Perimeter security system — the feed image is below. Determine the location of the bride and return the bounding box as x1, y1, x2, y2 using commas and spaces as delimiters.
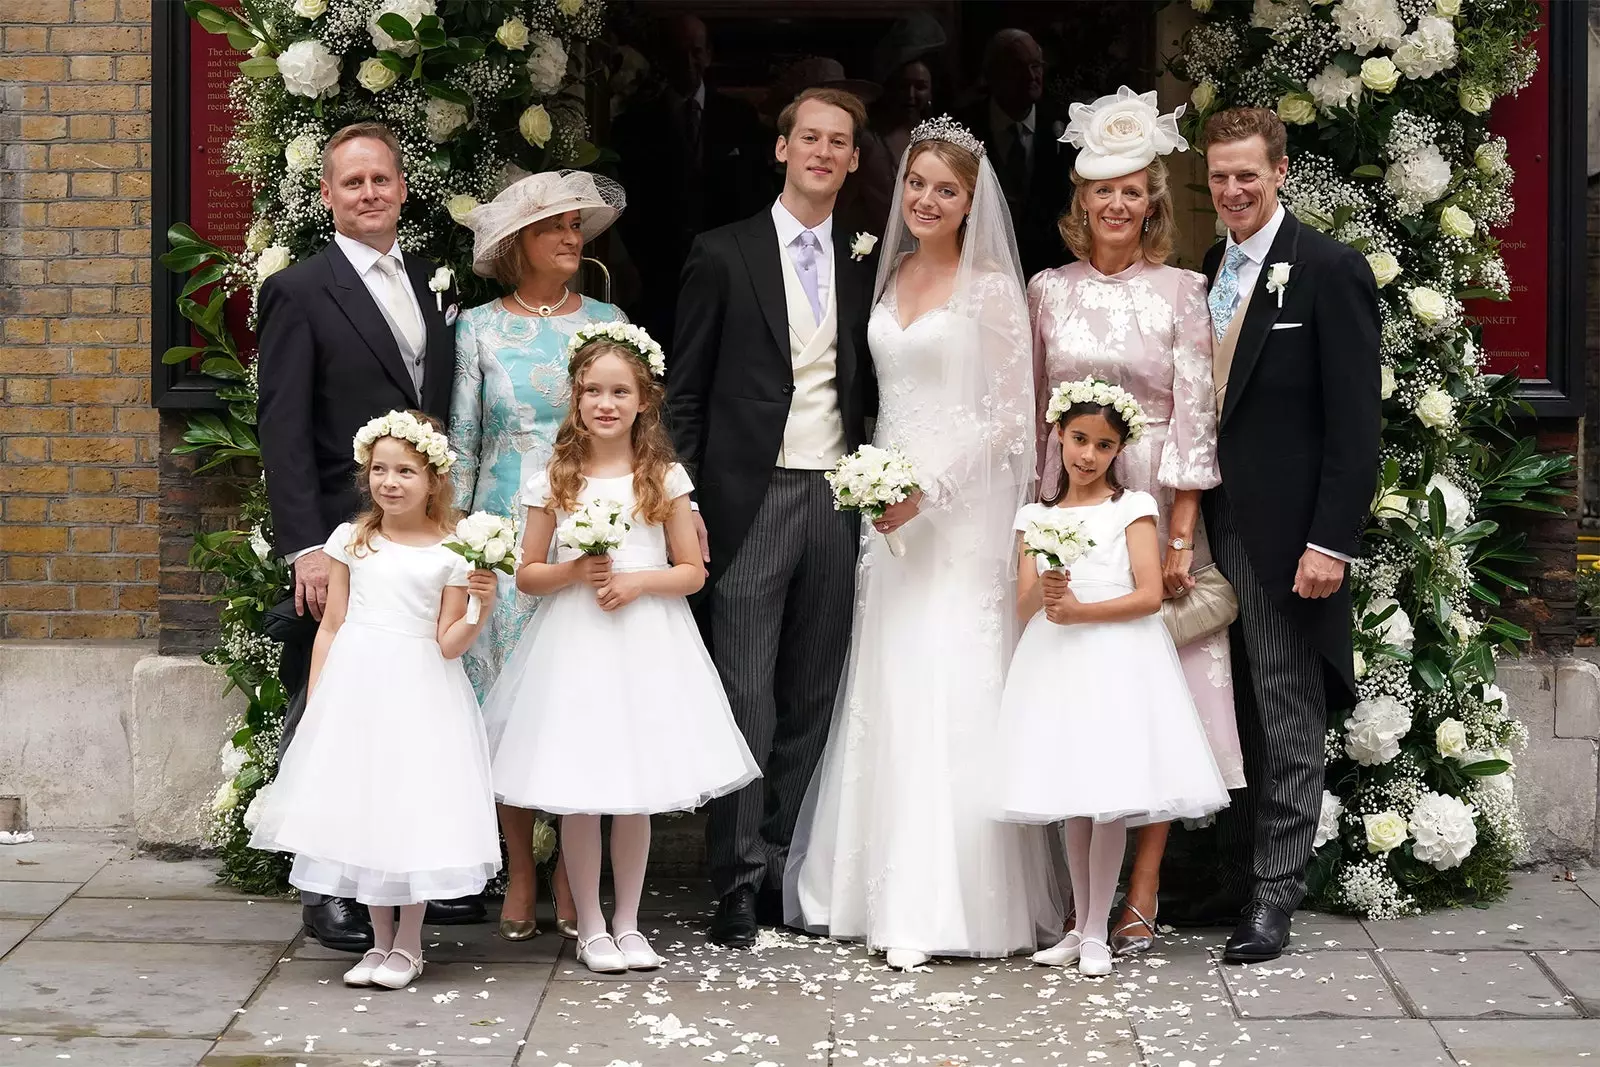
784, 116, 1062, 968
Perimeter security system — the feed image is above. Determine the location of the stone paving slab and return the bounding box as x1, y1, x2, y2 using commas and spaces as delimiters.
30, 896, 303, 944
214, 959, 549, 1060
295, 923, 565, 965
1538, 948, 1600, 1015
0, 939, 285, 1039
3, 1035, 216, 1067
1363, 872, 1600, 951
1137, 1017, 1455, 1066
0, 839, 124, 882
1293, 910, 1379, 950
204, 1055, 513, 1067
1379, 949, 1578, 1018
1430, 1019, 1600, 1066
0, 919, 36, 957
1221, 949, 1405, 1018
835, 1035, 1144, 1066
75, 856, 248, 900
0, 880, 78, 919
548, 921, 877, 983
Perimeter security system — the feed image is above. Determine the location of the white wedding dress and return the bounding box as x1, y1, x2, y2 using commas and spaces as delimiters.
784, 146, 1062, 958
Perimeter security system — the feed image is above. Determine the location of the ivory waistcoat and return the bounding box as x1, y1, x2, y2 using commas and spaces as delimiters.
1212, 283, 1255, 418
775, 239, 846, 469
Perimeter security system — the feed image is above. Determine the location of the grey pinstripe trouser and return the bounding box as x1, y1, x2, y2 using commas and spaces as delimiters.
705, 468, 859, 898
1207, 488, 1327, 913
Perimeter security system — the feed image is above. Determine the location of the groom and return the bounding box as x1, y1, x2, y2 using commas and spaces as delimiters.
668, 87, 878, 948
1172, 107, 1380, 962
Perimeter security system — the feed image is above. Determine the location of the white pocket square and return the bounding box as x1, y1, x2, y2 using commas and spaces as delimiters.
1271, 322, 1303, 330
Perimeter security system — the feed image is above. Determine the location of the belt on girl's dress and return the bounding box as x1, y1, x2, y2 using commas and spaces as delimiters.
342, 609, 438, 638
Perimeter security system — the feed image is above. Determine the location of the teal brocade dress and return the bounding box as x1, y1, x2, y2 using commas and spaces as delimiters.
450, 296, 627, 698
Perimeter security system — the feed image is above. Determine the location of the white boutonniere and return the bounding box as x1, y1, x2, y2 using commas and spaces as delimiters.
1266, 261, 1292, 308
850, 232, 878, 262
428, 266, 453, 310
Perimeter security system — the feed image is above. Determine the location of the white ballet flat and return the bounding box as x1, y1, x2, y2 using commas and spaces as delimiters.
342, 949, 387, 987
615, 929, 663, 971
371, 947, 425, 989
1031, 931, 1082, 967
577, 933, 629, 975
886, 948, 929, 971
1077, 937, 1113, 978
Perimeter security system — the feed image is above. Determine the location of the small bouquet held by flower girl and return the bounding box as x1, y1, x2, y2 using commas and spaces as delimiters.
826, 444, 921, 557
555, 499, 631, 556
444, 512, 520, 623
1022, 512, 1094, 572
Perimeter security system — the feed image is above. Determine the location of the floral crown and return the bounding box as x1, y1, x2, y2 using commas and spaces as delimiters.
353, 410, 456, 472
1045, 377, 1147, 443
909, 114, 986, 160
566, 321, 667, 379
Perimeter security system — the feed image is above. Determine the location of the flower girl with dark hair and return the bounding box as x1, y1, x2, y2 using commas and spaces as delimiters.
483, 325, 758, 975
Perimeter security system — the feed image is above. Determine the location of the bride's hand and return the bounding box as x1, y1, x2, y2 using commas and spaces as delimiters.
873, 492, 923, 534
1162, 547, 1196, 599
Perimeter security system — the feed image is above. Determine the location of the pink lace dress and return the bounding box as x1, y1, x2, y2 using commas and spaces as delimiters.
1028, 259, 1245, 789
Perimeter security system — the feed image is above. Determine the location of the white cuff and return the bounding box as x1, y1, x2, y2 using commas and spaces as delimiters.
1306, 542, 1354, 565
689, 501, 700, 513
284, 545, 319, 565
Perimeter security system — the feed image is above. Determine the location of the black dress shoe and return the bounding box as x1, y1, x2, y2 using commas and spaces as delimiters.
755, 884, 786, 927
709, 887, 758, 948
1164, 887, 1248, 929
303, 898, 373, 953
1223, 900, 1292, 963
424, 894, 488, 925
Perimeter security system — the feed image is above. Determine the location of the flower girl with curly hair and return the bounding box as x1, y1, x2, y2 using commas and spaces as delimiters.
997, 380, 1230, 977
250, 410, 501, 990
483, 326, 758, 975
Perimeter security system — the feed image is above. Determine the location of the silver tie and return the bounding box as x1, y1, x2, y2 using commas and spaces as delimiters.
374, 255, 425, 388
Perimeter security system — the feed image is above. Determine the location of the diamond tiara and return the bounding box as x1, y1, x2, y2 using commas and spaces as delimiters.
908, 114, 985, 160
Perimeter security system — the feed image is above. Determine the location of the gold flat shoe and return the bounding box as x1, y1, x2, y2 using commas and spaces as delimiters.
498, 919, 540, 941
556, 917, 578, 940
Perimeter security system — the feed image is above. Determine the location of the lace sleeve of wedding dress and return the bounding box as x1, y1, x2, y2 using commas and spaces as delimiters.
1158, 270, 1223, 492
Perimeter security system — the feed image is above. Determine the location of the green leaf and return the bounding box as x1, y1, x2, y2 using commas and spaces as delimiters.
161, 345, 209, 365
1455, 287, 1503, 301
1414, 656, 1446, 690
231, 726, 254, 748
428, 148, 453, 172
187, 1, 243, 36
1458, 758, 1511, 777
236, 764, 264, 791
376, 12, 417, 40
1351, 164, 1383, 178
226, 27, 260, 52
422, 82, 473, 107
179, 262, 229, 298
416, 21, 448, 49
1486, 618, 1531, 641
160, 249, 216, 273
377, 52, 410, 74
239, 55, 279, 79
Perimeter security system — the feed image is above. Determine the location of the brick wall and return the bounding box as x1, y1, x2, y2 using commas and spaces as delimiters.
0, 0, 158, 640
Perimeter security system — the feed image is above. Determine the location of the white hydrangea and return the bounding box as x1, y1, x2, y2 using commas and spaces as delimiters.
219, 739, 249, 777
1393, 15, 1459, 80
1365, 597, 1414, 650
276, 39, 341, 99
1314, 790, 1344, 848
242, 782, 274, 832
1386, 145, 1453, 215
1345, 694, 1412, 765
1307, 65, 1362, 110
424, 97, 469, 143
1334, 0, 1405, 55
1408, 791, 1478, 870
283, 131, 321, 174
527, 32, 569, 94
1422, 472, 1470, 530
368, 0, 436, 57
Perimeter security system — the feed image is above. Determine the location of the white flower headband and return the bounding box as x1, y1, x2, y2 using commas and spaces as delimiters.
1045, 377, 1148, 443
353, 410, 457, 472
1061, 85, 1188, 181
567, 321, 667, 379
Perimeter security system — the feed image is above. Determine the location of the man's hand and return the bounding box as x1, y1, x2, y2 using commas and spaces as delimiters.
1293, 547, 1346, 599
294, 549, 332, 621
691, 509, 711, 564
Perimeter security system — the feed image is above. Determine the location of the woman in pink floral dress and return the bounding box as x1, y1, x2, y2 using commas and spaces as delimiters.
1030, 88, 1245, 957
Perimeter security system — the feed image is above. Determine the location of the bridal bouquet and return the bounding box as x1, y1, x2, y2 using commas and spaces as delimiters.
444, 512, 519, 624
826, 445, 922, 558
556, 499, 631, 556
1022, 512, 1094, 573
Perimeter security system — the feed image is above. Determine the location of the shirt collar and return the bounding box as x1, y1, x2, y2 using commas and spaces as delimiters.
770, 199, 833, 252
334, 231, 403, 276
1226, 202, 1286, 265
989, 99, 1036, 138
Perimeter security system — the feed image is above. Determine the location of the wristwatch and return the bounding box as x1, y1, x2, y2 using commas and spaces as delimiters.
1169, 537, 1191, 551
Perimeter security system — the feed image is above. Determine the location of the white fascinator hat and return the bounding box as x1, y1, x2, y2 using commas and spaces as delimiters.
1059, 86, 1189, 181
464, 170, 626, 278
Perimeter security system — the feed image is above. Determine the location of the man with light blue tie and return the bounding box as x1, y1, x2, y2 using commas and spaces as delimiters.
1165, 107, 1380, 964
667, 87, 880, 949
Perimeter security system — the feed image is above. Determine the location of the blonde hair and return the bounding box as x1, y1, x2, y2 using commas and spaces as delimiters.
545, 341, 680, 526
1057, 156, 1177, 265
348, 410, 458, 556
321, 122, 404, 182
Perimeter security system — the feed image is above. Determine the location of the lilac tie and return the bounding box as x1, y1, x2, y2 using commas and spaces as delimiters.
793, 230, 824, 326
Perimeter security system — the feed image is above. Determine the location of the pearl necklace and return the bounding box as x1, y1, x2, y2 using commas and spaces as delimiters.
512, 288, 571, 317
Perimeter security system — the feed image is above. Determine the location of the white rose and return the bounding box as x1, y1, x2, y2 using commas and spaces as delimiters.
1435, 718, 1469, 759
1352, 649, 1367, 679
446, 194, 479, 224
1475, 139, 1508, 176
292, 0, 327, 17
1276, 93, 1317, 126
1414, 386, 1455, 431
368, 0, 436, 57
1459, 84, 1494, 115
424, 97, 469, 143
276, 38, 341, 99
1481, 683, 1509, 712
496, 16, 529, 50
1393, 16, 1458, 81
1423, 472, 1470, 530
1364, 810, 1408, 853
519, 104, 553, 147
1080, 93, 1158, 160
1360, 56, 1400, 94
1366, 597, 1414, 650
1408, 791, 1478, 870
242, 783, 274, 832
1306, 65, 1362, 110
244, 218, 273, 254
283, 131, 321, 173
357, 57, 399, 93
526, 33, 569, 94
219, 740, 249, 777
1192, 0, 1214, 10
1380, 364, 1396, 399
1373, 491, 1409, 520
482, 540, 508, 565
1436, 0, 1461, 14
1335, 0, 1406, 55
255, 245, 292, 284
1190, 80, 1216, 112
557, 0, 585, 14
1407, 285, 1452, 327
1386, 144, 1453, 211
1366, 251, 1401, 288
1345, 694, 1412, 766
1315, 790, 1345, 848
212, 781, 239, 812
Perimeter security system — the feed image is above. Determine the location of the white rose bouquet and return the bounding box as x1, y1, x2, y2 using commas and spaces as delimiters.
555, 499, 631, 557
825, 445, 922, 558
443, 512, 518, 624
1021, 512, 1094, 573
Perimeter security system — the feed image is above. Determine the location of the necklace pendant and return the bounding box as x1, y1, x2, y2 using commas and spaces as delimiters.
512, 288, 571, 317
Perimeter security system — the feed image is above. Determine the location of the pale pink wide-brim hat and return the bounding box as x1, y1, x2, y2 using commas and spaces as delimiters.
464, 170, 626, 278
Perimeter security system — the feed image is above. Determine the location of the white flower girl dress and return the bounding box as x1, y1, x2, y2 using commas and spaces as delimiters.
998, 491, 1230, 825
249, 522, 501, 904
482, 465, 759, 814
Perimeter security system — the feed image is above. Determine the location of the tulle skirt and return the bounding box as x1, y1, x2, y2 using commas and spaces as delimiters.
249, 617, 501, 905
997, 578, 1231, 826
482, 578, 759, 815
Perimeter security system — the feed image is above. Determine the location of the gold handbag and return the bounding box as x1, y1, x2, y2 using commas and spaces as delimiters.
1161, 564, 1239, 648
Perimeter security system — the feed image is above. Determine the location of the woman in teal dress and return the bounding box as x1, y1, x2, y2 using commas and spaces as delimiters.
452, 170, 629, 941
